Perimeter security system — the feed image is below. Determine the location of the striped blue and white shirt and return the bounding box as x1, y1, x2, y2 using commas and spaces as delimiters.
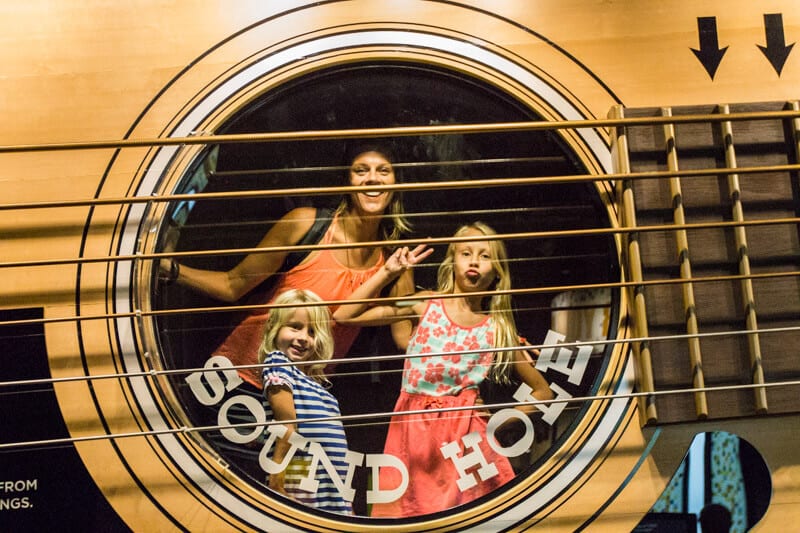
262, 351, 353, 515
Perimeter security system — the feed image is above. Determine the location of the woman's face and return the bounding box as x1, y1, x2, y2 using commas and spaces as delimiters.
348, 151, 396, 216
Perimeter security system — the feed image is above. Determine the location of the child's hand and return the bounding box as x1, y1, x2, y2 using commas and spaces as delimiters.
474, 394, 492, 420
268, 470, 287, 495
385, 244, 433, 277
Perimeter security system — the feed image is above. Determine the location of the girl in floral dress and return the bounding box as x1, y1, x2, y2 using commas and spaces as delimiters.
333, 222, 553, 517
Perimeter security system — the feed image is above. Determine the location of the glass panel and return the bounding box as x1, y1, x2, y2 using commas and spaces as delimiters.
634, 431, 771, 532
153, 62, 617, 518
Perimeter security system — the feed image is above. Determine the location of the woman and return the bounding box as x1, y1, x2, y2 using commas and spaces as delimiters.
163, 144, 411, 381
161, 143, 414, 478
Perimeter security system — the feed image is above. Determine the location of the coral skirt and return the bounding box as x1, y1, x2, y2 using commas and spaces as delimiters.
370, 388, 515, 518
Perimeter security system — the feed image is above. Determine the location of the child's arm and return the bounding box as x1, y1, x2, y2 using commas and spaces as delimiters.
333, 244, 433, 326
265, 385, 297, 494
512, 349, 554, 415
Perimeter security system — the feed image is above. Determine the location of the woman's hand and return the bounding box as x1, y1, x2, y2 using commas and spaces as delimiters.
334, 244, 432, 326
157, 258, 179, 285
384, 244, 433, 278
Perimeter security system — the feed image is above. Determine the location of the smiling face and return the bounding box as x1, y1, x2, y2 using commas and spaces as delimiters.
274, 308, 316, 363
347, 151, 396, 216
452, 228, 497, 293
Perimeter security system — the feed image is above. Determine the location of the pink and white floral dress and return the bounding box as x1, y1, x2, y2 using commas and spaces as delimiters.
370, 299, 515, 518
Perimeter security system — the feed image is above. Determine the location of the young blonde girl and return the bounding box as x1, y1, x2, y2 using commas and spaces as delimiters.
259, 289, 351, 515
333, 222, 553, 517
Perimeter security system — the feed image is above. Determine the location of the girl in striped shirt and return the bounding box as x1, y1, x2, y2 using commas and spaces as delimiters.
259, 289, 353, 515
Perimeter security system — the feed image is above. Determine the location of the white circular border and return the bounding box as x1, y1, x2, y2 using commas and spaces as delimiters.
113, 29, 634, 530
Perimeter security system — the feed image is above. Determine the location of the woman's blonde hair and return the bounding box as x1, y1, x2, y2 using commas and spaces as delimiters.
259, 289, 334, 383
436, 222, 518, 383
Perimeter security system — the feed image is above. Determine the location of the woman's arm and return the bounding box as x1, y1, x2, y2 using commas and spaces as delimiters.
265, 385, 297, 495
332, 245, 432, 327
387, 267, 416, 350
162, 207, 318, 302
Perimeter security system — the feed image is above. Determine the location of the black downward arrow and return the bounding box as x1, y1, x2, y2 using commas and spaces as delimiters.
758, 13, 794, 76
691, 17, 728, 80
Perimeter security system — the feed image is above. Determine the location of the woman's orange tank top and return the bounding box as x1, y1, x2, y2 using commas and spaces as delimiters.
212, 214, 385, 388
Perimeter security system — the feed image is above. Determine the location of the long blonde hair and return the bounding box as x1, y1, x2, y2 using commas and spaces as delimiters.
259, 289, 334, 383
436, 222, 518, 383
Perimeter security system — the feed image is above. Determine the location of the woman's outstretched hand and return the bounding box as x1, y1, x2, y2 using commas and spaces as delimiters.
334, 243, 433, 325
384, 244, 434, 278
